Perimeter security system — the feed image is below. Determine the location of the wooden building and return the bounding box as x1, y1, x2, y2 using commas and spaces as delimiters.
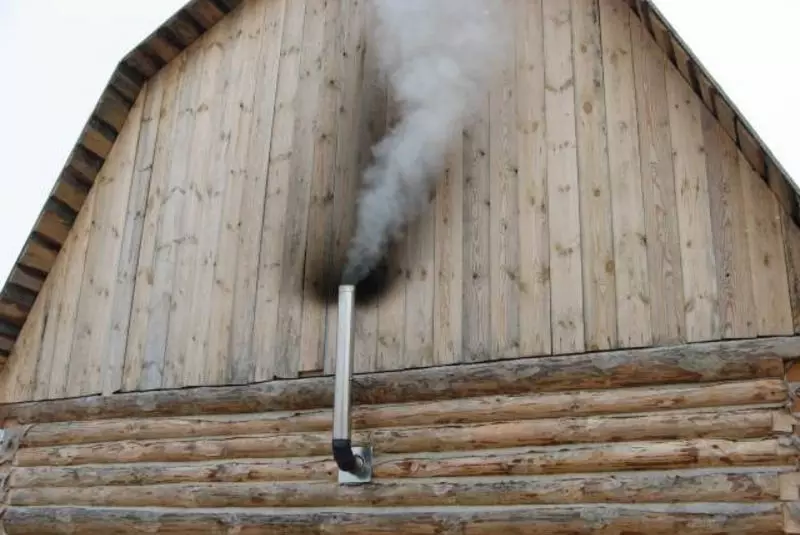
1, 0, 800, 532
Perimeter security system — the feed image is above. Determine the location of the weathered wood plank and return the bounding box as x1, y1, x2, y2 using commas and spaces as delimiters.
252, 0, 307, 382
101, 79, 165, 396
516, 0, 550, 356
228, 0, 287, 383
321, 0, 359, 376
19, 379, 786, 448
121, 56, 185, 392
66, 90, 146, 397
572, 0, 615, 352
1, 503, 785, 535
781, 213, 800, 334
12, 408, 783, 467
45, 186, 97, 399
12, 437, 796, 489
741, 152, 794, 336
461, 95, 492, 363
204, 1, 275, 386
277, 0, 327, 378
172, 20, 236, 389
374, 93, 408, 370
433, 138, 464, 367
702, 107, 756, 339
350, 6, 383, 374
8, 468, 786, 508
0, 336, 791, 424
489, 8, 520, 361
544, 0, 584, 354
140, 45, 201, 390
160, 27, 224, 390
666, 62, 719, 342
601, 0, 652, 347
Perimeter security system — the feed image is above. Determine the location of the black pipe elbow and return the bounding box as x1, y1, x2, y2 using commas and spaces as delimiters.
332, 438, 360, 473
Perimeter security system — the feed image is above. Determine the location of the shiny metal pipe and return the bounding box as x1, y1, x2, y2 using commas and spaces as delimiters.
333, 285, 356, 442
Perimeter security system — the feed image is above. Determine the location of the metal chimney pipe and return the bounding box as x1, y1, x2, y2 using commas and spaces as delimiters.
332, 284, 371, 484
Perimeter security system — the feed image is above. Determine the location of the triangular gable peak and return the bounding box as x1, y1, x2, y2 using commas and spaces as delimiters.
0, 0, 797, 361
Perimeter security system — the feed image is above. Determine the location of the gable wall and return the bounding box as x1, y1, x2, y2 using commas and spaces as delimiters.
1, 0, 798, 402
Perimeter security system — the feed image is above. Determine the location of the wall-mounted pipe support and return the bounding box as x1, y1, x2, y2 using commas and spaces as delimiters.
333, 285, 372, 484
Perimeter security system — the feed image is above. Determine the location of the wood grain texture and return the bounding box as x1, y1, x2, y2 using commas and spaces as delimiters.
572, 0, 616, 352
65, 89, 146, 397
8, 468, 786, 508
701, 108, 756, 339
740, 152, 794, 337
600, 0, 652, 347
489, 6, 521, 360
665, 62, 719, 342
3, 0, 799, 399
516, 0, 550, 356
0, 336, 790, 424
631, 13, 685, 345
544, 0, 584, 354
18, 379, 785, 448
1, 503, 785, 535
12, 437, 796, 488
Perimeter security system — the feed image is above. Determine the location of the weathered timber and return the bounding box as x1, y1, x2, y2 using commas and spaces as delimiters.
13, 408, 782, 467
7, 468, 787, 508
0, 503, 785, 535
11, 438, 798, 489
0, 337, 792, 424
18, 379, 785, 448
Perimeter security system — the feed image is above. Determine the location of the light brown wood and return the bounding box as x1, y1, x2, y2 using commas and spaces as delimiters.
229, 0, 287, 383
461, 94, 492, 363
572, 0, 616, 352
1, 503, 785, 535
516, 0, 550, 356
12, 437, 796, 489
666, 61, 719, 342
489, 4, 521, 360
0, 336, 789, 424
161, 25, 224, 389
18, 379, 786, 448
544, 0, 584, 354
120, 53, 186, 392
782, 213, 800, 333
631, 12, 685, 346
252, 0, 307, 382
146, 39, 206, 390
65, 89, 147, 397
101, 78, 166, 396
601, 0, 652, 348
4, 0, 800, 400
741, 152, 794, 336
14, 408, 782, 467
702, 107, 757, 339
8, 468, 786, 508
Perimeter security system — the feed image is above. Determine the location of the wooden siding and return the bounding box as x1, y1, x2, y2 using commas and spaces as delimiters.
0, 337, 799, 533
1, 0, 800, 402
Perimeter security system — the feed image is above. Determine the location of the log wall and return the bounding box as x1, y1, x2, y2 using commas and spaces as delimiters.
2, 0, 800, 401
1, 337, 800, 533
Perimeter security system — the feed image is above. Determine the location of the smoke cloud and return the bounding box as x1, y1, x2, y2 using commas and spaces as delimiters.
341, 0, 512, 285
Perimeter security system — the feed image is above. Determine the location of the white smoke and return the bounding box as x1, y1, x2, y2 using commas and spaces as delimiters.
342, 0, 513, 285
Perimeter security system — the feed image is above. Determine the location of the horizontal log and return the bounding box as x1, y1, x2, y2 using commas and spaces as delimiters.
1, 503, 785, 535
10, 438, 799, 489
7, 468, 787, 508
14, 408, 782, 467
19, 379, 786, 448
1, 337, 793, 424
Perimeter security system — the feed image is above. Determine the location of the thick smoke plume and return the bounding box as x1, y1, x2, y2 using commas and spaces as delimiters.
342, 0, 512, 285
